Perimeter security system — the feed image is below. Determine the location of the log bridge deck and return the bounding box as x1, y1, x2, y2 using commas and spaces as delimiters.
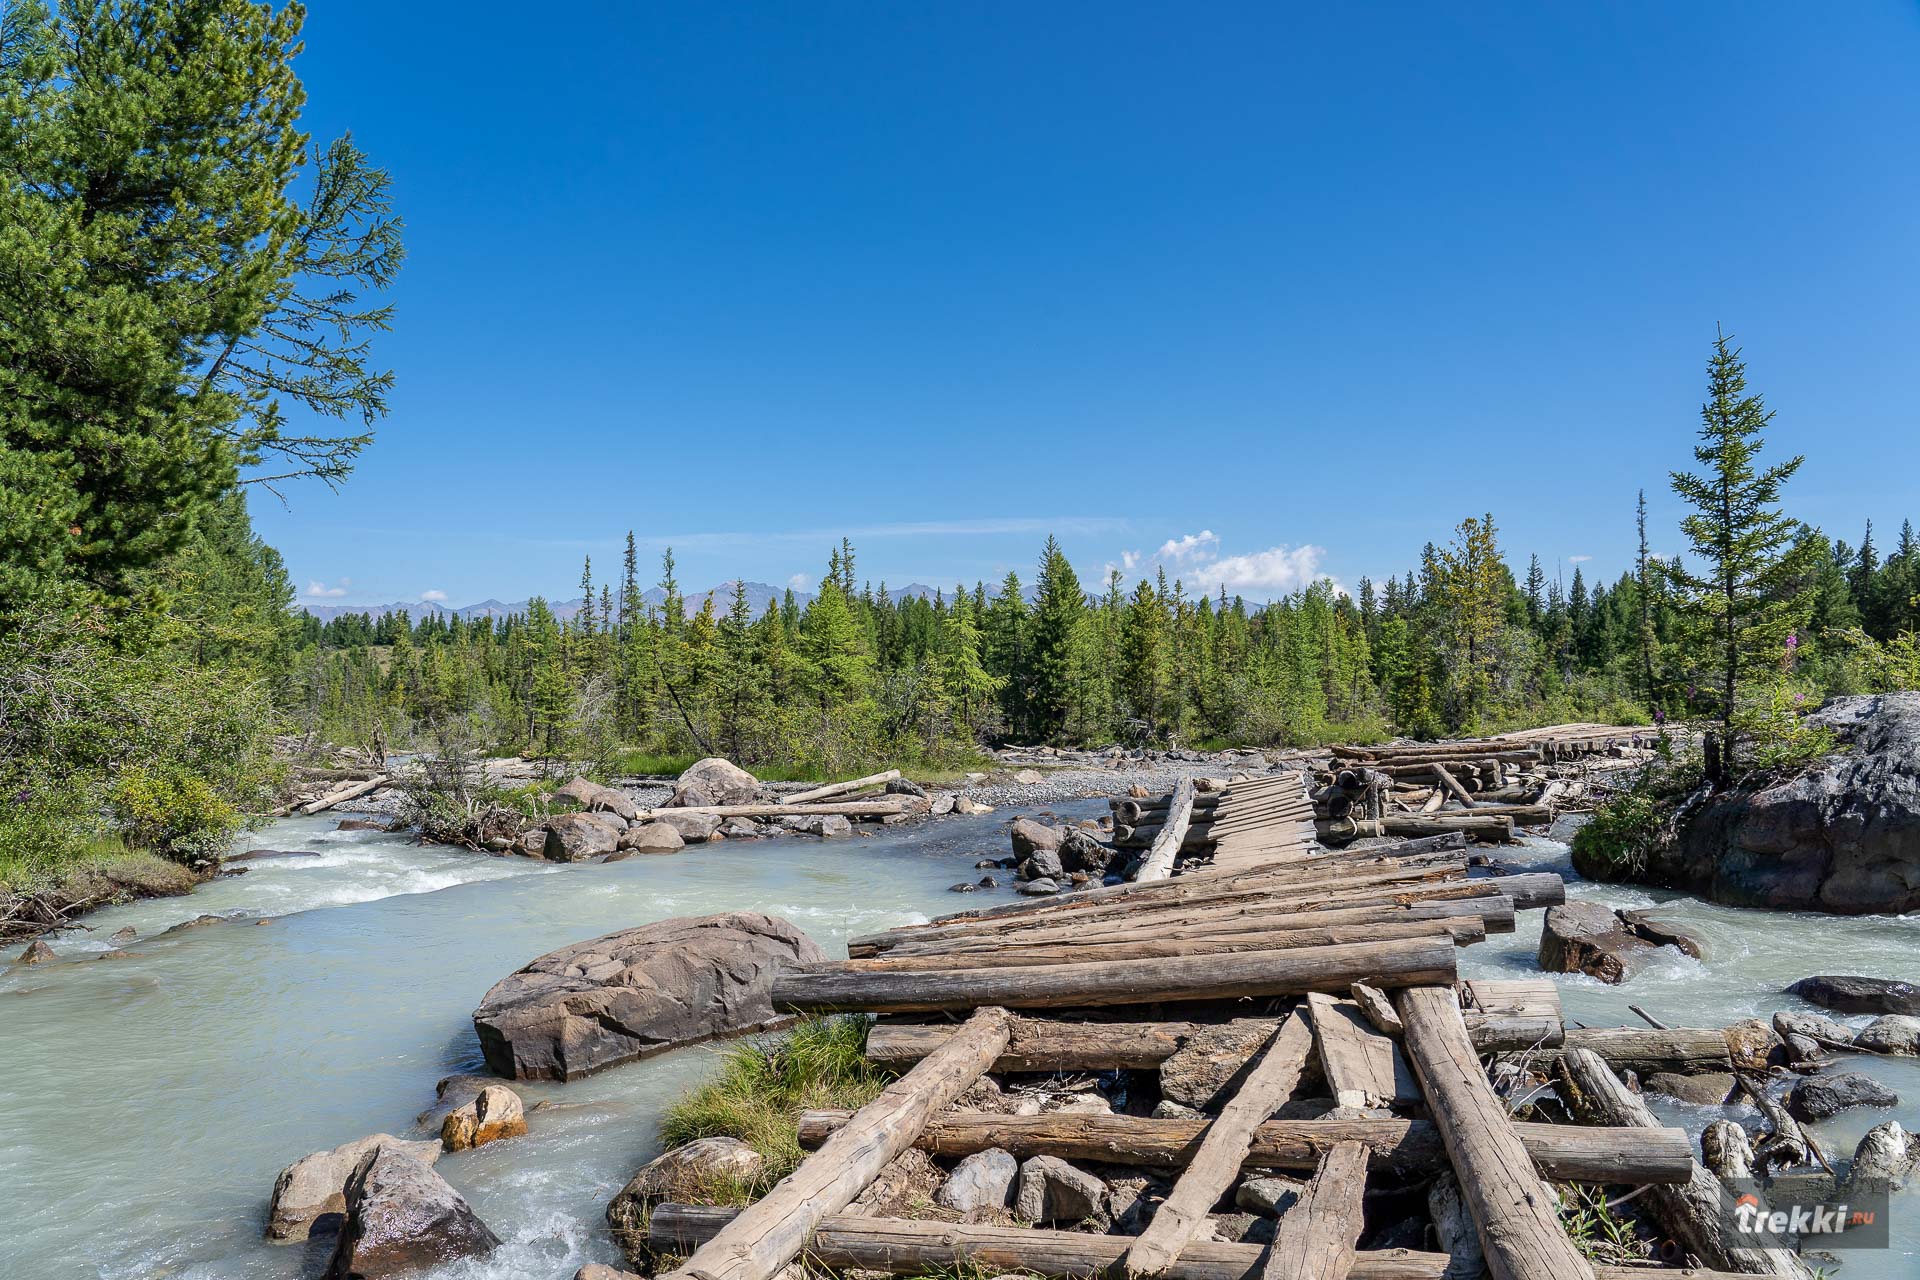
640, 768, 1756, 1280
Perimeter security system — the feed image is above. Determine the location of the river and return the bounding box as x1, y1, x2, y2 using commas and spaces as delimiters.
2, 807, 1916, 1278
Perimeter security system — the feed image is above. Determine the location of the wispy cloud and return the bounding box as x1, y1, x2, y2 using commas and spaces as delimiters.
1569, 554, 1593, 563
304, 578, 350, 598
1155, 530, 1220, 564
786, 572, 813, 591
420, 589, 449, 603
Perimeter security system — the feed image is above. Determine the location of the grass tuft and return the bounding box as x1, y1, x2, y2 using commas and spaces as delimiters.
659, 1015, 891, 1190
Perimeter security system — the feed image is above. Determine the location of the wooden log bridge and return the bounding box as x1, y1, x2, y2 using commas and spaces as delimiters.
631, 776, 1729, 1280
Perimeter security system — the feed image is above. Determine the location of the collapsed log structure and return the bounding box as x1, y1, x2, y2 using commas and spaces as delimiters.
621, 749, 1764, 1280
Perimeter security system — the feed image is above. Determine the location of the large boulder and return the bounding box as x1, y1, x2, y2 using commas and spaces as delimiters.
1021, 848, 1065, 882
616, 822, 685, 855
670, 758, 765, 808
267, 1134, 443, 1242
1608, 693, 1920, 912
1010, 818, 1064, 858
606, 1137, 765, 1267
541, 811, 624, 861
1851, 1121, 1920, 1188
1786, 1072, 1899, 1121
440, 1084, 528, 1151
473, 912, 823, 1080
1788, 975, 1920, 1016
1059, 827, 1115, 875
555, 776, 639, 821
1536, 901, 1656, 984
326, 1145, 499, 1278
1855, 1015, 1920, 1055
653, 810, 722, 842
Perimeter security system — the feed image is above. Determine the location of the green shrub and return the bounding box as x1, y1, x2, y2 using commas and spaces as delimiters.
659, 1016, 890, 1190
1570, 789, 1663, 880
109, 765, 241, 856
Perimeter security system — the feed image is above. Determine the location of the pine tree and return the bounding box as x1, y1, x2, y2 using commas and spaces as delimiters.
1026, 537, 1088, 743
1635, 490, 1658, 707
1666, 331, 1822, 764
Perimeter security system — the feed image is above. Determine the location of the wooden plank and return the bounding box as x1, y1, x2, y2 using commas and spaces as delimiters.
1392, 985, 1593, 1280
772, 938, 1459, 1014
1261, 1141, 1368, 1280
867, 1018, 1195, 1072
1306, 992, 1419, 1108
656, 1006, 1011, 1280
795, 1110, 1697, 1184
1553, 1047, 1811, 1279
646, 1207, 1756, 1280
1137, 777, 1197, 881
647, 1207, 1450, 1280
1125, 1012, 1315, 1275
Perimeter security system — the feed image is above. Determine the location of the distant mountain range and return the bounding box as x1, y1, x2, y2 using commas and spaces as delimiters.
297, 581, 946, 623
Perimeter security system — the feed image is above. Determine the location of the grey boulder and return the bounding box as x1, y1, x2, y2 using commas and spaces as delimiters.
1537, 901, 1656, 983
670, 758, 765, 808
936, 1147, 1019, 1214
1010, 818, 1063, 857
780, 813, 851, 838
616, 822, 685, 854
1786, 1072, 1899, 1121
1021, 849, 1064, 881
473, 912, 824, 1080
542, 811, 624, 861
653, 810, 722, 842
1788, 975, 1920, 1016
326, 1145, 499, 1279
554, 776, 639, 821
268, 1134, 443, 1242
607, 1137, 766, 1267
1855, 1015, 1920, 1055
1014, 1154, 1105, 1224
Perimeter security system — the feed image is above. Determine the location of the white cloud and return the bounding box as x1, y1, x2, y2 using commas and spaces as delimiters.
786, 572, 813, 591
420, 589, 449, 603
1569, 554, 1593, 564
1155, 530, 1220, 563
304, 578, 350, 598
1101, 534, 1332, 600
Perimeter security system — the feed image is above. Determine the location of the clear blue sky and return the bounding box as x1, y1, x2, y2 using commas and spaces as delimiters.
258, 1, 1920, 610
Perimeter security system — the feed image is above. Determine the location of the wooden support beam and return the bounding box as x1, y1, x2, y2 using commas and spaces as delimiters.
1306, 992, 1419, 1109
1392, 985, 1594, 1280
1261, 1141, 1368, 1280
655, 1006, 1011, 1280
1125, 1013, 1315, 1275
1430, 763, 1477, 809
1553, 1048, 1811, 1279
1136, 777, 1197, 881
634, 798, 910, 819
645, 1208, 1451, 1280
796, 1110, 1697, 1185
774, 938, 1459, 1014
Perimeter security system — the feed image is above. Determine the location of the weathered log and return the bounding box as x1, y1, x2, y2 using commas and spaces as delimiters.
1326, 815, 1516, 842
1126, 1013, 1316, 1275
298, 773, 390, 815
833, 919, 1489, 971
656, 1006, 1010, 1280
866, 1018, 1199, 1073
1261, 1141, 1368, 1280
1136, 778, 1197, 881
1431, 763, 1476, 809
1394, 986, 1592, 1280
1554, 1047, 1810, 1278
796, 1110, 1696, 1185
634, 799, 910, 819
774, 938, 1459, 1014
785, 769, 901, 804
1557, 1027, 1733, 1075
1307, 992, 1419, 1108
647, 1207, 1451, 1280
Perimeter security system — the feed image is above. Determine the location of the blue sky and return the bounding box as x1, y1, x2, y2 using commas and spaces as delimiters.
261, 2, 1920, 609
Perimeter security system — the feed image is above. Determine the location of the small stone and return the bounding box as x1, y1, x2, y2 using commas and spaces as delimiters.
1645, 1072, 1737, 1105
98, 949, 135, 960
977, 876, 998, 889
16, 939, 55, 965
110, 926, 137, 943
440, 1085, 528, 1152
1787, 1072, 1899, 1121
1019, 877, 1059, 896
778, 813, 852, 838
618, 821, 686, 854
717, 817, 763, 839
930, 794, 956, 816
1208, 1212, 1261, 1242
1014, 1154, 1105, 1224
936, 1148, 1018, 1214
1013, 769, 1045, 785
949, 882, 979, 893
1053, 1092, 1111, 1115
1236, 1176, 1305, 1216
975, 859, 999, 869
1152, 1099, 1203, 1120
955, 798, 993, 815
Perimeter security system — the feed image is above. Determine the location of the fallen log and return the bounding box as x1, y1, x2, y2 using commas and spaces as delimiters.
646, 1208, 1452, 1280
1325, 815, 1516, 842
1394, 985, 1593, 1280
774, 938, 1459, 1014
1554, 1047, 1811, 1278
656, 1006, 1011, 1280
1125, 1013, 1316, 1275
633, 798, 910, 820
1557, 1027, 1734, 1075
832, 919, 1489, 970
784, 769, 901, 804
298, 773, 390, 815
795, 1110, 1696, 1185
1430, 763, 1476, 809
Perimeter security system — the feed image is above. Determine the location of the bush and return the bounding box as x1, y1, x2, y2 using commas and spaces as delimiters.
1570, 789, 1663, 881
109, 765, 241, 856
659, 1016, 889, 1190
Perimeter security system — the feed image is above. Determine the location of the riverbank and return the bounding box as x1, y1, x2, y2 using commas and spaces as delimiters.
0, 848, 207, 946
